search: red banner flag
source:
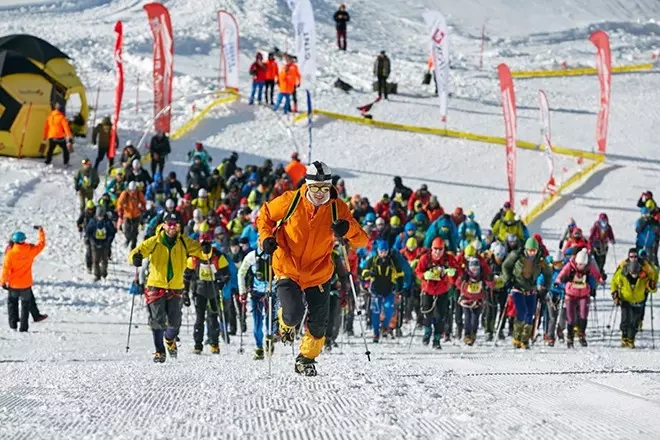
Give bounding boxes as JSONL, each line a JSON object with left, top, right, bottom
{"left": 109, "top": 20, "right": 124, "bottom": 159}
{"left": 144, "top": 3, "right": 174, "bottom": 133}
{"left": 498, "top": 63, "right": 517, "bottom": 209}
{"left": 589, "top": 30, "right": 611, "bottom": 154}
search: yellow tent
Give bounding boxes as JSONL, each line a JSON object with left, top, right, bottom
{"left": 0, "top": 51, "right": 54, "bottom": 158}
{"left": 0, "top": 34, "right": 88, "bottom": 138}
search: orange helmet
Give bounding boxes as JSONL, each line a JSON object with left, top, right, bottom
{"left": 432, "top": 237, "right": 445, "bottom": 250}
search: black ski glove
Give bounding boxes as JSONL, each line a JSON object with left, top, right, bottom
{"left": 201, "top": 240, "right": 212, "bottom": 254}
{"left": 132, "top": 253, "right": 143, "bottom": 267}
{"left": 2, "top": 283, "right": 9, "bottom": 291}
{"left": 183, "top": 293, "right": 191, "bottom": 307}
{"left": 331, "top": 219, "right": 350, "bottom": 237}
{"left": 262, "top": 237, "right": 278, "bottom": 255}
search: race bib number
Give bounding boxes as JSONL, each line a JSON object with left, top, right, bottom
{"left": 573, "top": 274, "right": 587, "bottom": 288}
{"left": 494, "top": 275, "right": 505, "bottom": 289}
{"left": 156, "top": 193, "right": 165, "bottom": 201}
{"left": 95, "top": 228, "right": 107, "bottom": 240}
{"left": 83, "top": 176, "right": 91, "bottom": 187}
{"left": 467, "top": 281, "right": 482, "bottom": 294}
{"left": 199, "top": 264, "right": 214, "bottom": 281}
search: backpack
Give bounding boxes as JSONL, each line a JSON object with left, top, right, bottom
{"left": 276, "top": 189, "right": 338, "bottom": 231}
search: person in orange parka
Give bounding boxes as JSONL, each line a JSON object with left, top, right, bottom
{"left": 1, "top": 227, "right": 46, "bottom": 332}
{"left": 273, "top": 53, "right": 301, "bottom": 114}
{"left": 257, "top": 161, "right": 368, "bottom": 376}
{"left": 427, "top": 54, "right": 438, "bottom": 94}
{"left": 43, "top": 102, "right": 73, "bottom": 166}
{"left": 116, "top": 181, "right": 146, "bottom": 250}
{"left": 284, "top": 152, "right": 307, "bottom": 187}
{"left": 264, "top": 52, "right": 279, "bottom": 105}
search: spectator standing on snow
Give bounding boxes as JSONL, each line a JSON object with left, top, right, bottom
{"left": 91, "top": 116, "right": 117, "bottom": 171}
{"left": 149, "top": 131, "right": 171, "bottom": 176}
{"left": 374, "top": 51, "right": 391, "bottom": 100}
{"left": 43, "top": 102, "right": 73, "bottom": 166}
{"left": 334, "top": 4, "right": 350, "bottom": 51}
{"left": 264, "top": 52, "right": 279, "bottom": 105}
{"left": 249, "top": 53, "right": 268, "bottom": 105}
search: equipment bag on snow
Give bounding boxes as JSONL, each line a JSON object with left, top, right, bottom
{"left": 334, "top": 78, "right": 354, "bottom": 92}
{"left": 422, "top": 71, "right": 432, "bottom": 85}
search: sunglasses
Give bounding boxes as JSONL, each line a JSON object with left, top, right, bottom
{"left": 432, "top": 247, "right": 445, "bottom": 252}
{"left": 629, "top": 255, "right": 638, "bottom": 260}
{"left": 308, "top": 185, "right": 331, "bottom": 194}
{"left": 164, "top": 221, "right": 179, "bottom": 228}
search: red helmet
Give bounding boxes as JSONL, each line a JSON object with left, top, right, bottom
{"left": 572, "top": 228, "right": 583, "bottom": 239}
{"left": 431, "top": 237, "right": 445, "bottom": 250}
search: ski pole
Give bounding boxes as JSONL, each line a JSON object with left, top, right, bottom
{"left": 608, "top": 304, "right": 619, "bottom": 347}
{"left": 232, "top": 295, "right": 244, "bottom": 354}
{"left": 592, "top": 288, "right": 600, "bottom": 334}
{"left": 341, "top": 243, "right": 371, "bottom": 361}
{"left": 298, "top": 307, "right": 308, "bottom": 338}
{"left": 126, "top": 268, "right": 138, "bottom": 353}
{"left": 218, "top": 294, "right": 229, "bottom": 345}
{"left": 267, "top": 255, "right": 274, "bottom": 376}
{"left": 650, "top": 291, "right": 655, "bottom": 350}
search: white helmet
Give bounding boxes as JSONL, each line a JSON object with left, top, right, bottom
{"left": 575, "top": 248, "right": 589, "bottom": 267}
{"left": 125, "top": 140, "right": 134, "bottom": 147}
{"left": 305, "top": 161, "right": 332, "bottom": 184}
{"left": 490, "top": 241, "right": 506, "bottom": 259}
{"left": 553, "top": 250, "right": 564, "bottom": 264}
{"left": 198, "top": 189, "right": 208, "bottom": 198}
{"left": 127, "top": 181, "right": 137, "bottom": 192}
{"left": 145, "top": 200, "right": 154, "bottom": 210}
{"left": 132, "top": 159, "right": 141, "bottom": 170}
{"left": 193, "top": 209, "right": 202, "bottom": 221}
{"left": 165, "top": 199, "right": 175, "bottom": 210}
{"left": 214, "top": 226, "right": 224, "bottom": 236}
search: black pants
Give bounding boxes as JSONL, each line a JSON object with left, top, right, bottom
{"left": 194, "top": 294, "right": 220, "bottom": 348}
{"left": 8, "top": 288, "right": 32, "bottom": 332}
{"left": 85, "top": 240, "right": 92, "bottom": 271}
{"left": 593, "top": 252, "right": 607, "bottom": 276}
{"left": 336, "top": 28, "right": 347, "bottom": 50}
{"left": 292, "top": 87, "right": 298, "bottom": 109}
{"left": 277, "top": 278, "right": 330, "bottom": 338}
{"left": 620, "top": 301, "right": 643, "bottom": 339}
{"left": 421, "top": 293, "right": 448, "bottom": 337}
{"left": 486, "top": 289, "right": 508, "bottom": 334}
{"left": 45, "top": 138, "right": 69, "bottom": 165}
{"left": 265, "top": 80, "right": 276, "bottom": 104}
{"left": 377, "top": 76, "right": 388, "bottom": 99}
{"left": 151, "top": 154, "right": 165, "bottom": 176}
{"left": 124, "top": 218, "right": 140, "bottom": 250}
{"left": 93, "top": 148, "right": 114, "bottom": 171}
{"left": 91, "top": 246, "right": 109, "bottom": 279}
{"left": 325, "top": 294, "right": 340, "bottom": 341}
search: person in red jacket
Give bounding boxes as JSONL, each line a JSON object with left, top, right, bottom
{"left": 249, "top": 53, "right": 268, "bottom": 105}
{"left": 562, "top": 228, "right": 590, "bottom": 256}
{"left": 414, "top": 237, "right": 459, "bottom": 349}
{"left": 588, "top": 212, "right": 616, "bottom": 277}
{"left": 264, "top": 52, "right": 279, "bottom": 105}
{"left": 407, "top": 184, "right": 431, "bottom": 214}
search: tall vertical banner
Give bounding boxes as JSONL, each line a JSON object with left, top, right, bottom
{"left": 144, "top": 3, "right": 174, "bottom": 133}
{"left": 287, "top": 0, "right": 317, "bottom": 163}
{"left": 498, "top": 64, "right": 517, "bottom": 208}
{"left": 538, "top": 89, "right": 556, "bottom": 195}
{"left": 422, "top": 10, "right": 450, "bottom": 122}
{"left": 109, "top": 20, "right": 124, "bottom": 160}
{"left": 589, "top": 30, "right": 611, "bottom": 154}
{"left": 217, "top": 10, "right": 240, "bottom": 91}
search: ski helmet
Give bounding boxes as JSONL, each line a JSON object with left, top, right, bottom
{"left": 193, "top": 209, "right": 202, "bottom": 221}
{"left": 127, "top": 181, "right": 137, "bottom": 192}
{"left": 464, "top": 244, "right": 477, "bottom": 258}
{"left": 11, "top": 231, "right": 25, "bottom": 243}
{"left": 145, "top": 200, "right": 154, "bottom": 211}
{"left": 198, "top": 189, "right": 208, "bottom": 198}
{"left": 404, "top": 222, "right": 417, "bottom": 233}
{"left": 85, "top": 200, "right": 95, "bottom": 210}
{"left": 431, "top": 237, "right": 445, "bottom": 250}
{"left": 95, "top": 207, "right": 106, "bottom": 219}
{"left": 575, "top": 248, "right": 589, "bottom": 268}
{"left": 524, "top": 237, "right": 539, "bottom": 259}
{"left": 506, "top": 234, "right": 518, "bottom": 247}
{"left": 132, "top": 159, "right": 141, "bottom": 170}
{"left": 125, "top": 140, "right": 134, "bottom": 147}
{"left": 165, "top": 199, "right": 175, "bottom": 210}
{"left": 375, "top": 217, "right": 385, "bottom": 227}
{"left": 376, "top": 240, "right": 389, "bottom": 253}
{"left": 305, "top": 161, "right": 332, "bottom": 185}
{"left": 572, "top": 228, "right": 583, "bottom": 239}
{"left": 490, "top": 241, "right": 506, "bottom": 260}
{"left": 553, "top": 250, "right": 564, "bottom": 266}
{"left": 390, "top": 216, "right": 401, "bottom": 227}
{"left": 406, "top": 237, "right": 417, "bottom": 251}
{"left": 364, "top": 213, "right": 377, "bottom": 225}
{"left": 168, "top": 171, "right": 177, "bottom": 180}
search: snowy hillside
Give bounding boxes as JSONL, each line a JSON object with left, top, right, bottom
{"left": 1, "top": 0, "right": 660, "bottom": 438}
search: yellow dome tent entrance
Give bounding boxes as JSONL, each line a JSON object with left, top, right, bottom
{"left": 0, "top": 50, "right": 54, "bottom": 158}
{"left": 0, "top": 34, "right": 88, "bottom": 138}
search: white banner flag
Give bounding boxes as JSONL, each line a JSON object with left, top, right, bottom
{"left": 423, "top": 10, "right": 450, "bottom": 122}
{"left": 538, "top": 89, "right": 556, "bottom": 194}
{"left": 218, "top": 10, "right": 240, "bottom": 90}
{"left": 288, "top": 0, "right": 317, "bottom": 90}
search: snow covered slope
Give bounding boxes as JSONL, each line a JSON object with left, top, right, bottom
{"left": 1, "top": 0, "right": 660, "bottom": 438}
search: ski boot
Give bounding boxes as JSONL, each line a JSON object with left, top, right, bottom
{"left": 193, "top": 345, "right": 203, "bottom": 355}
{"left": 464, "top": 335, "right": 475, "bottom": 346}
{"left": 165, "top": 338, "right": 178, "bottom": 358}
{"left": 254, "top": 348, "right": 265, "bottom": 360}
{"left": 265, "top": 336, "right": 275, "bottom": 355}
{"left": 432, "top": 334, "right": 442, "bottom": 350}
{"left": 486, "top": 332, "right": 494, "bottom": 342}
{"left": 520, "top": 324, "right": 532, "bottom": 350}
{"left": 544, "top": 335, "right": 556, "bottom": 347}
{"left": 34, "top": 314, "right": 48, "bottom": 323}
{"left": 566, "top": 335, "right": 574, "bottom": 348}
{"left": 153, "top": 352, "right": 166, "bottom": 363}
{"left": 443, "top": 332, "right": 451, "bottom": 343}
{"left": 372, "top": 334, "right": 380, "bottom": 344}
{"left": 497, "top": 330, "right": 506, "bottom": 340}
{"left": 566, "top": 326, "right": 575, "bottom": 349}
{"left": 422, "top": 326, "right": 432, "bottom": 346}
{"left": 557, "top": 328, "right": 565, "bottom": 342}
{"left": 324, "top": 339, "right": 333, "bottom": 352}
{"left": 210, "top": 344, "right": 220, "bottom": 354}
{"left": 456, "top": 325, "right": 463, "bottom": 341}
{"left": 512, "top": 321, "right": 523, "bottom": 348}
{"left": 294, "top": 354, "right": 317, "bottom": 376}
{"left": 395, "top": 327, "right": 403, "bottom": 338}
{"left": 578, "top": 332, "right": 588, "bottom": 347}
{"left": 278, "top": 309, "right": 296, "bottom": 344}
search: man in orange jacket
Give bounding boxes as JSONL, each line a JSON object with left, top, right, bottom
{"left": 43, "top": 102, "right": 73, "bottom": 166}
{"left": 1, "top": 227, "right": 46, "bottom": 332}
{"left": 264, "top": 52, "right": 279, "bottom": 105}
{"left": 257, "top": 161, "right": 368, "bottom": 376}
{"left": 284, "top": 152, "right": 307, "bottom": 187}
{"left": 273, "top": 54, "right": 301, "bottom": 114}
{"left": 117, "top": 181, "right": 146, "bottom": 250}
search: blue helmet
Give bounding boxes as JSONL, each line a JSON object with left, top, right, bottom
{"left": 376, "top": 240, "right": 389, "bottom": 252}
{"left": 249, "top": 172, "right": 259, "bottom": 182}
{"left": 364, "top": 212, "right": 377, "bottom": 225}
{"left": 11, "top": 231, "right": 26, "bottom": 243}
{"left": 404, "top": 222, "right": 417, "bottom": 233}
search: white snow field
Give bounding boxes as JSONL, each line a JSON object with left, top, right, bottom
{"left": 1, "top": 0, "right": 660, "bottom": 438}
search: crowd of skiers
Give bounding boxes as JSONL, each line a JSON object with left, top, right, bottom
{"left": 3, "top": 141, "right": 657, "bottom": 375}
